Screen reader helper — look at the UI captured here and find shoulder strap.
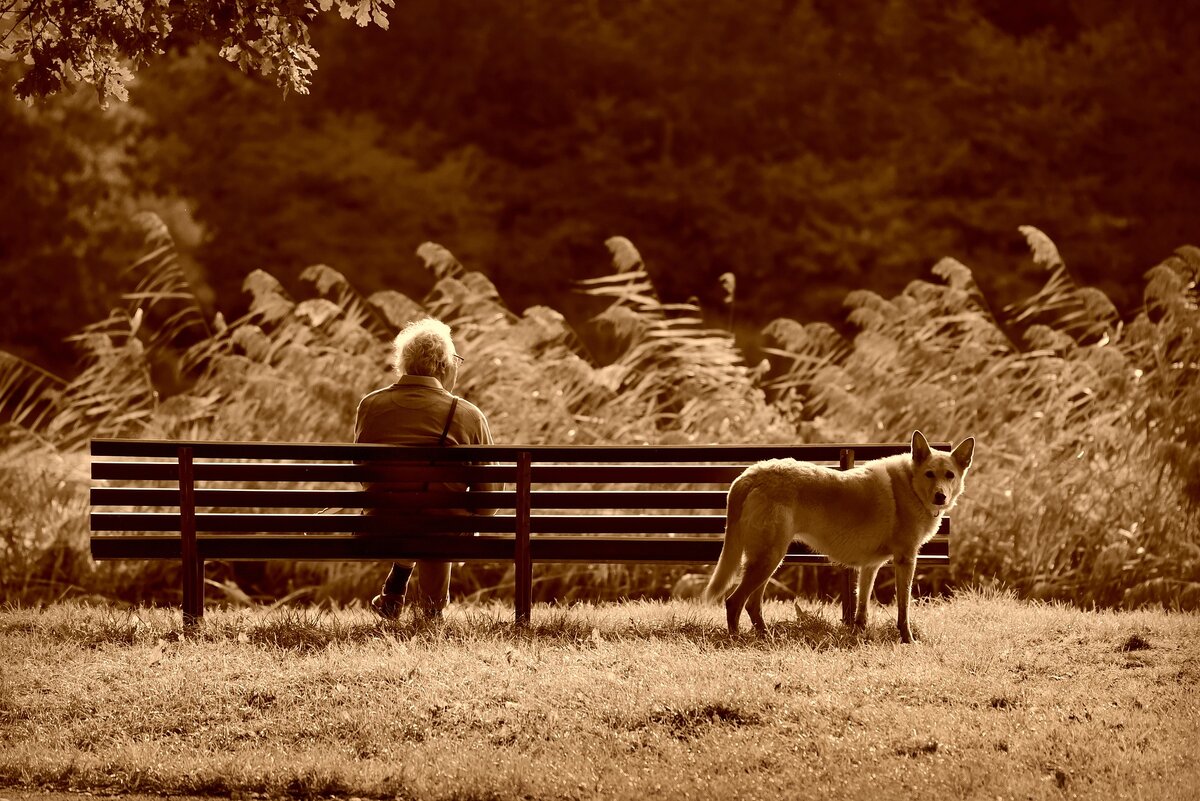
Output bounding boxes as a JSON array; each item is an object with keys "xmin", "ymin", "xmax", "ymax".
[
  {"xmin": 419, "ymin": 397, "xmax": 460, "ymax": 495},
  {"xmin": 437, "ymin": 396, "xmax": 459, "ymax": 447}
]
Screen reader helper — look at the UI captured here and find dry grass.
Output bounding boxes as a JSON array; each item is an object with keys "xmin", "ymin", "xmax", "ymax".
[{"xmin": 1, "ymin": 590, "xmax": 1197, "ymax": 800}]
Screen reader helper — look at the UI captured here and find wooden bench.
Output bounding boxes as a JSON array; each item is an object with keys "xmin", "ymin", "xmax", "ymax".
[{"xmin": 89, "ymin": 439, "xmax": 951, "ymax": 626}]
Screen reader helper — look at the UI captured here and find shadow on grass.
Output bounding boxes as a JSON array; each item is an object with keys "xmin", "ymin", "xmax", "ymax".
[
  {"xmin": 1, "ymin": 600, "xmax": 914, "ymax": 651},
  {"xmin": 747, "ymin": 605, "xmax": 908, "ymax": 650}
]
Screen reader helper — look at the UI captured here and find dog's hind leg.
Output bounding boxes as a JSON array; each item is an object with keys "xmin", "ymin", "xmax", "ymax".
[
  {"xmin": 726, "ymin": 548, "xmax": 786, "ymax": 635},
  {"xmin": 893, "ymin": 553, "xmax": 917, "ymax": 643},
  {"xmin": 744, "ymin": 581, "xmax": 770, "ymax": 635},
  {"xmin": 854, "ymin": 563, "xmax": 881, "ymax": 629},
  {"xmin": 725, "ymin": 508, "xmax": 791, "ymax": 635}
]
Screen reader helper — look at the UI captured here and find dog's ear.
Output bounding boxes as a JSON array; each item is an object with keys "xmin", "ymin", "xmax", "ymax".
[
  {"xmin": 911, "ymin": 430, "xmax": 931, "ymax": 464},
  {"xmin": 952, "ymin": 437, "xmax": 975, "ymax": 470}
]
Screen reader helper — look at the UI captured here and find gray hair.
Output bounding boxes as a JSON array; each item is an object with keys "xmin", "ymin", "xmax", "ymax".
[{"xmin": 391, "ymin": 318, "xmax": 455, "ymax": 378}]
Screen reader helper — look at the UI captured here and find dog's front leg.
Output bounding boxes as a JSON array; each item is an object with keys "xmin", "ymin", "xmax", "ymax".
[
  {"xmin": 893, "ymin": 553, "xmax": 917, "ymax": 643},
  {"xmin": 854, "ymin": 564, "xmax": 881, "ymax": 630}
]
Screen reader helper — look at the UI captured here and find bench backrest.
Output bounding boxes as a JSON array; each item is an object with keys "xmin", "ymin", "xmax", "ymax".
[{"xmin": 91, "ymin": 439, "xmax": 951, "ymax": 536}]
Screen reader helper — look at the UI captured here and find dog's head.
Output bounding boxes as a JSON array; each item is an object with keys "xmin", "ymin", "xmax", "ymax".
[{"xmin": 909, "ymin": 430, "xmax": 974, "ymax": 516}]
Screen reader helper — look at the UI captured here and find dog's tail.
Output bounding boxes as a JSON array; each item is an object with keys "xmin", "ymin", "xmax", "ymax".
[{"xmin": 703, "ymin": 476, "xmax": 751, "ymax": 603}]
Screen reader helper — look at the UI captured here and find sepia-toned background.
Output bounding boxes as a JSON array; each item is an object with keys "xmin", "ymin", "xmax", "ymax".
[{"xmin": 1, "ymin": 1, "xmax": 1198, "ymax": 611}]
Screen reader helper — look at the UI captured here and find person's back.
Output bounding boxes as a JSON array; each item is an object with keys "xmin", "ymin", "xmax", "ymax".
[
  {"xmin": 353, "ymin": 317, "xmax": 501, "ymax": 618},
  {"xmin": 356, "ymin": 377, "xmax": 492, "ymax": 511}
]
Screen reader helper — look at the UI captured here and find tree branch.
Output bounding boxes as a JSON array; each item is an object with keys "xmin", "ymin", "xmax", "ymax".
[{"xmin": 0, "ymin": 0, "xmax": 36, "ymax": 49}]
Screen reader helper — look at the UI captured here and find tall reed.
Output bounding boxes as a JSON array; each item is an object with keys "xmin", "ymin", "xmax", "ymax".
[{"xmin": 2, "ymin": 218, "xmax": 1196, "ymax": 610}]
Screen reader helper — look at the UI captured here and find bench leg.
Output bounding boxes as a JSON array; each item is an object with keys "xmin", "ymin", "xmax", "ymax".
[
  {"xmin": 514, "ymin": 451, "xmax": 533, "ymax": 626},
  {"xmin": 183, "ymin": 557, "xmax": 204, "ymax": 628},
  {"xmin": 840, "ymin": 567, "xmax": 855, "ymax": 626},
  {"xmin": 837, "ymin": 449, "xmax": 857, "ymax": 627},
  {"xmin": 177, "ymin": 446, "xmax": 203, "ymax": 628}
]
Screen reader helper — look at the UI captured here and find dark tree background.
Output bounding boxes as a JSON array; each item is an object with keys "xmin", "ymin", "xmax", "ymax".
[{"xmin": 2, "ymin": 0, "xmax": 1197, "ymax": 373}]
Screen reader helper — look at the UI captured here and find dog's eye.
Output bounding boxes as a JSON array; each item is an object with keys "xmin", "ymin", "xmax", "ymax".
[
  {"xmin": 945, "ymin": 471, "xmax": 955, "ymax": 480},
  {"xmin": 925, "ymin": 470, "xmax": 935, "ymax": 478}
]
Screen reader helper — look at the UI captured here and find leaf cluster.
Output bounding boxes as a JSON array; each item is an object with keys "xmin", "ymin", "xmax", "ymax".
[{"xmin": 0, "ymin": 0, "xmax": 392, "ymax": 105}]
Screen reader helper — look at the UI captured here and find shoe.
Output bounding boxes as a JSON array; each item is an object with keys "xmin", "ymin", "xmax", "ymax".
[{"xmin": 371, "ymin": 593, "xmax": 404, "ymax": 620}]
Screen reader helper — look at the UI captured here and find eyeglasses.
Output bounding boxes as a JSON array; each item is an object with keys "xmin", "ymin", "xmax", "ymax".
[{"xmin": 452, "ymin": 354, "xmax": 465, "ymax": 365}]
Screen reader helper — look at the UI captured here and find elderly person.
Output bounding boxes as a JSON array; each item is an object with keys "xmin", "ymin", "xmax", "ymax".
[{"xmin": 354, "ymin": 317, "xmax": 500, "ymax": 619}]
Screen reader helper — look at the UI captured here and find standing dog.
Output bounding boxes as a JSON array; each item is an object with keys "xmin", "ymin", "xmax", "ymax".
[{"xmin": 704, "ymin": 431, "xmax": 974, "ymax": 642}]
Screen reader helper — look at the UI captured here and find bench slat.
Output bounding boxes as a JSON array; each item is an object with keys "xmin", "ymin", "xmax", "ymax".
[
  {"xmin": 91, "ymin": 533, "xmax": 950, "ymax": 564},
  {"xmin": 90, "ymin": 488, "xmax": 507, "ymax": 509},
  {"xmin": 90, "ymin": 488, "xmax": 732, "ymax": 510},
  {"xmin": 92, "ymin": 439, "xmax": 945, "ymax": 463},
  {"xmin": 90, "ymin": 462, "xmax": 786, "ymax": 484},
  {"xmin": 92, "ymin": 511, "xmax": 951, "ymax": 536},
  {"xmin": 90, "ymin": 462, "xmax": 513, "ymax": 483},
  {"xmin": 88, "ymin": 512, "xmax": 726, "ymax": 535}
]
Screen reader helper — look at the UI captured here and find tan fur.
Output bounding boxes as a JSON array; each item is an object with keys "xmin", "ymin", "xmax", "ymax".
[{"xmin": 704, "ymin": 431, "xmax": 974, "ymax": 643}]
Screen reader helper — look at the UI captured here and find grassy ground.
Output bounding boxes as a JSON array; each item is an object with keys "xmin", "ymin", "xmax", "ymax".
[{"xmin": 1, "ymin": 590, "xmax": 1197, "ymax": 801}]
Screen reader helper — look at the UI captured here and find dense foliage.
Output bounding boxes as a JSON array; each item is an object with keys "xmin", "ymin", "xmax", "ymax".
[
  {"xmin": 1, "ymin": 225, "xmax": 1197, "ymax": 611},
  {"xmin": 0, "ymin": 0, "xmax": 393, "ymax": 103},
  {"xmin": 2, "ymin": 1, "xmax": 1197, "ymax": 612},
  {"xmin": 2, "ymin": 1, "xmax": 1198, "ymax": 374}
]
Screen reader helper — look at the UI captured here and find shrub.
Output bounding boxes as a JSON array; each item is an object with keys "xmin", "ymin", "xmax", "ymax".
[{"xmin": 2, "ymin": 221, "xmax": 1197, "ymax": 610}]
